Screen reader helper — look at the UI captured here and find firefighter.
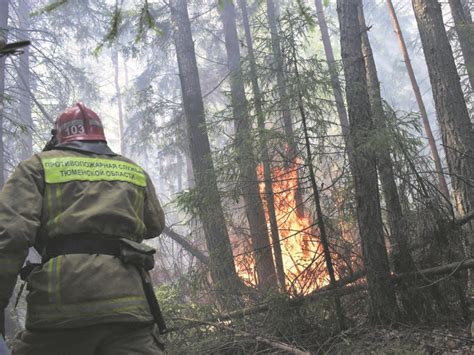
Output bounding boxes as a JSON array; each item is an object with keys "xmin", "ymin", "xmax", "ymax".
[{"xmin": 0, "ymin": 103, "xmax": 166, "ymax": 354}]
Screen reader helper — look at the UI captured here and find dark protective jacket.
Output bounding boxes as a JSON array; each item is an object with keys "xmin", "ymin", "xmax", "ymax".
[{"xmin": 0, "ymin": 144, "xmax": 165, "ymax": 330}]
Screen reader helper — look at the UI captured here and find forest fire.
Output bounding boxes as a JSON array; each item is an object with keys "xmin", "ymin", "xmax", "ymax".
[{"xmin": 234, "ymin": 162, "xmax": 330, "ymax": 295}]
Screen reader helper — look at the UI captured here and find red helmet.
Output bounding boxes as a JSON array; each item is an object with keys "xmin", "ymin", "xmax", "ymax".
[{"xmin": 54, "ymin": 102, "xmax": 106, "ymax": 144}]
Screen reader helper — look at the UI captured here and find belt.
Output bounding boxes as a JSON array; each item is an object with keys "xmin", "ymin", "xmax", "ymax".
[
  {"xmin": 42, "ymin": 236, "xmax": 121, "ymax": 264},
  {"xmin": 20, "ymin": 236, "xmax": 121, "ymax": 280},
  {"xmin": 19, "ymin": 235, "xmax": 168, "ymax": 334}
]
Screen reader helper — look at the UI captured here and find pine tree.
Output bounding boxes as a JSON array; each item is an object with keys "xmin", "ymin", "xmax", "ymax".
[
  {"xmin": 448, "ymin": 0, "xmax": 474, "ymax": 90},
  {"xmin": 266, "ymin": 0, "xmax": 305, "ymax": 217},
  {"xmin": 238, "ymin": 0, "xmax": 286, "ymax": 291},
  {"xmin": 170, "ymin": 0, "xmax": 242, "ymax": 304},
  {"xmin": 220, "ymin": 0, "xmax": 278, "ymax": 291},
  {"xmin": 337, "ymin": 0, "xmax": 398, "ymax": 323},
  {"xmin": 358, "ymin": 1, "xmax": 425, "ymax": 318},
  {"xmin": 386, "ymin": 0, "xmax": 449, "ymax": 199},
  {"xmin": 411, "ymin": 0, "xmax": 473, "ymax": 220}
]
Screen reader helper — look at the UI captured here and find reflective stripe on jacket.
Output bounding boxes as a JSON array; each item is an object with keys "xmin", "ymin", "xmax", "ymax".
[{"xmin": 0, "ymin": 148, "xmax": 165, "ymax": 329}]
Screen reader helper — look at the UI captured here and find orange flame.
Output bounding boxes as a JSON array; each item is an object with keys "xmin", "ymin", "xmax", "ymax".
[{"xmin": 234, "ymin": 162, "xmax": 331, "ymax": 295}]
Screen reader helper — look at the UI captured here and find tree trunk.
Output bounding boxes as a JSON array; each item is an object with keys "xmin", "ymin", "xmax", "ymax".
[
  {"xmin": 238, "ymin": 0, "xmax": 286, "ymax": 291},
  {"xmin": 412, "ymin": 0, "xmax": 474, "ymax": 217},
  {"xmin": 18, "ymin": 0, "xmax": 32, "ymax": 160},
  {"xmin": 313, "ymin": 0, "xmax": 358, "ymax": 266},
  {"xmin": 358, "ymin": 1, "xmax": 414, "ymax": 277},
  {"xmin": 314, "ymin": 0, "xmax": 350, "ymax": 139},
  {"xmin": 358, "ymin": 2, "xmax": 426, "ymax": 319},
  {"xmin": 0, "ymin": 0, "xmax": 7, "ymax": 188},
  {"xmin": 288, "ymin": 16, "xmax": 345, "ymax": 329},
  {"xmin": 220, "ymin": 0, "xmax": 278, "ymax": 292},
  {"xmin": 265, "ymin": 0, "xmax": 305, "ymax": 217},
  {"xmin": 449, "ymin": 0, "xmax": 474, "ymax": 90},
  {"xmin": 412, "ymin": 0, "xmax": 474, "ymax": 330},
  {"xmin": 386, "ymin": 0, "xmax": 449, "ymax": 199},
  {"xmin": 112, "ymin": 49, "xmax": 125, "ymax": 155},
  {"xmin": 337, "ymin": 0, "xmax": 399, "ymax": 324},
  {"xmin": 170, "ymin": 0, "xmax": 242, "ymax": 305},
  {"xmin": 265, "ymin": 0, "xmax": 295, "ymax": 157}
]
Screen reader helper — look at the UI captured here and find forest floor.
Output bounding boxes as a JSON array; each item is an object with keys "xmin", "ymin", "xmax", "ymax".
[
  {"xmin": 163, "ymin": 286, "xmax": 474, "ymax": 354},
  {"xmin": 165, "ymin": 319, "xmax": 473, "ymax": 354},
  {"xmin": 324, "ymin": 323, "xmax": 473, "ymax": 354}
]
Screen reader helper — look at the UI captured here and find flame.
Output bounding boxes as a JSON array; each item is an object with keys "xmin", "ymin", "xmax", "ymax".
[
  {"xmin": 234, "ymin": 162, "xmax": 331, "ymax": 295},
  {"xmin": 232, "ymin": 233, "xmax": 257, "ymax": 286}
]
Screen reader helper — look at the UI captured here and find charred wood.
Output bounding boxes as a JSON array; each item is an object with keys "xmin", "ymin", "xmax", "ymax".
[{"xmin": 168, "ymin": 259, "xmax": 474, "ymax": 332}]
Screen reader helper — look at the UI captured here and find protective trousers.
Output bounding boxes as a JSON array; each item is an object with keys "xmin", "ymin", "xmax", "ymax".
[{"xmin": 12, "ymin": 323, "xmax": 165, "ymax": 355}]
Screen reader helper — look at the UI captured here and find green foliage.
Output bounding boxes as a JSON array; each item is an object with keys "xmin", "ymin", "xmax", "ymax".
[
  {"xmin": 174, "ymin": 188, "xmax": 203, "ymax": 218},
  {"xmin": 93, "ymin": 3, "xmax": 123, "ymax": 56},
  {"xmin": 382, "ymin": 102, "xmax": 424, "ymax": 159},
  {"xmin": 296, "ymin": 0, "xmax": 316, "ymax": 29},
  {"xmin": 154, "ymin": 283, "xmax": 199, "ymax": 319},
  {"xmin": 135, "ymin": 1, "xmax": 163, "ymax": 43},
  {"xmin": 31, "ymin": 0, "xmax": 68, "ymax": 17},
  {"xmin": 93, "ymin": 1, "xmax": 164, "ymax": 56}
]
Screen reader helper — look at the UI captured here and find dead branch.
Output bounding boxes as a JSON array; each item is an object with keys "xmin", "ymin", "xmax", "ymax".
[
  {"xmin": 312, "ymin": 269, "xmax": 366, "ymax": 293},
  {"xmin": 172, "ymin": 317, "xmax": 312, "ymax": 355},
  {"xmin": 168, "ymin": 258, "xmax": 474, "ymax": 333},
  {"xmin": 162, "ymin": 227, "xmax": 209, "ymax": 265},
  {"xmin": 394, "ymin": 258, "xmax": 474, "ymax": 280},
  {"xmin": 168, "ymin": 284, "xmax": 367, "ymax": 333}
]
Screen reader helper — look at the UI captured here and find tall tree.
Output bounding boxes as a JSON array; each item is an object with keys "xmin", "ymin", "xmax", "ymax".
[
  {"xmin": 265, "ymin": 0, "xmax": 295, "ymax": 155},
  {"xmin": 386, "ymin": 0, "xmax": 449, "ymax": 199},
  {"xmin": 358, "ymin": 2, "xmax": 425, "ymax": 318},
  {"xmin": 287, "ymin": 13, "xmax": 345, "ymax": 329},
  {"xmin": 238, "ymin": 0, "xmax": 286, "ymax": 290},
  {"xmin": 313, "ymin": 0, "xmax": 358, "ymax": 267},
  {"xmin": 112, "ymin": 0, "xmax": 125, "ymax": 155},
  {"xmin": 170, "ymin": 0, "xmax": 242, "ymax": 303},
  {"xmin": 448, "ymin": 0, "xmax": 474, "ymax": 90},
  {"xmin": 0, "ymin": 0, "xmax": 7, "ymax": 187},
  {"xmin": 265, "ymin": 0, "xmax": 305, "ymax": 217},
  {"xmin": 17, "ymin": 0, "xmax": 32, "ymax": 160},
  {"xmin": 411, "ymin": 0, "xmax": 474, "ymax": 220},
  {"xmin": 112, "ymin": 49, "xmax": 125, "ymax": 154},
  {"xmin": 337, "ymin": 0, "xmax": 398, "ymax": 323},
  {"xmin": 314, "ymin": 0, "xmax": 350, "ymax": 139},
  {"xmin": 220, "ymin": 0, "xmax": 278, "ymax": 291},
  {"xmin": 358, "ymin": 1, "xmax": 413, "ymax": 275},
  {"xmin": 412, "ymin": 1, "xmax": 474, "ymax": 327}
]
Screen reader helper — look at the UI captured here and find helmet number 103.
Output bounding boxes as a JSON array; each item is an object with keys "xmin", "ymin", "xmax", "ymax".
[{"xmin": 64, "ymin": 125, "xmax": 85, "ymax": 136}]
